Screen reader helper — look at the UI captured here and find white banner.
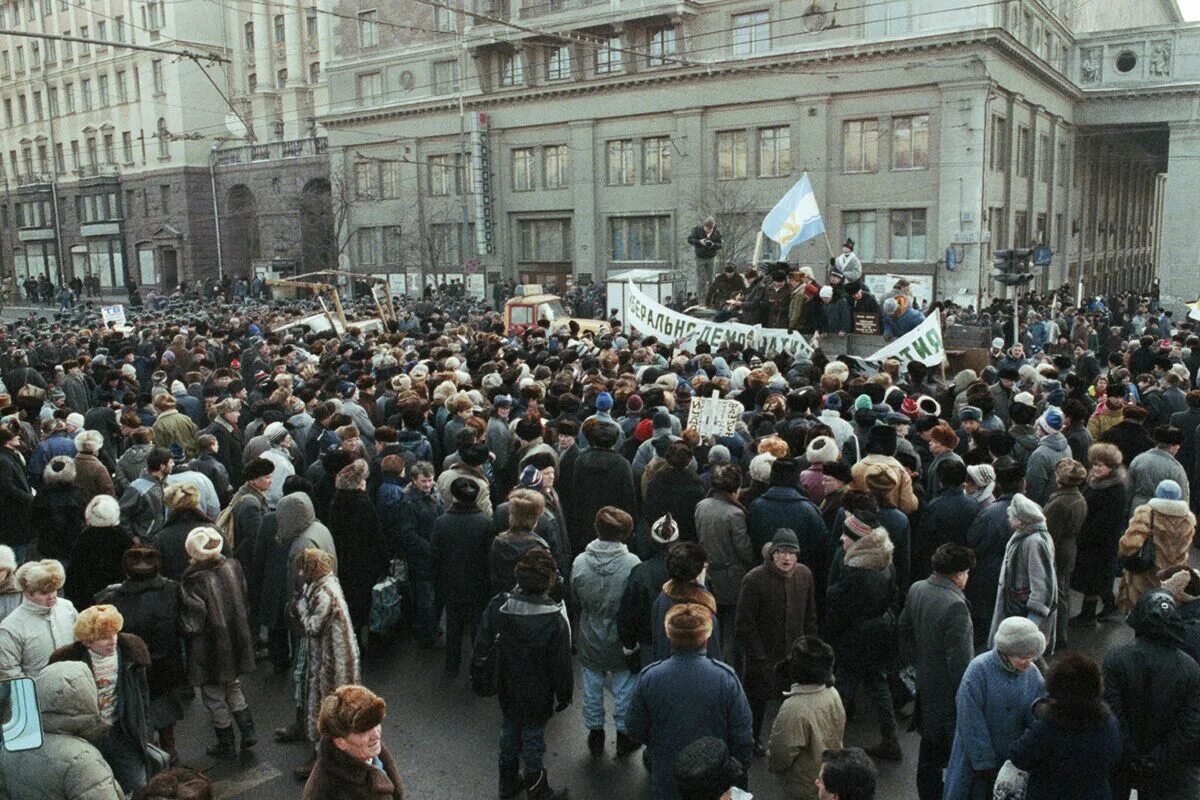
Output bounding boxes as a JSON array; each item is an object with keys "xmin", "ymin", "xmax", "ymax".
[
  {"xmin": 100, "ymin": 304, "xmax": 126, "ymax": 328},
  {"xmin": 862, "ymin": 311, "xmax": 946, "ymax": 366},
  {"xmin": 625, "ymin": 283, "xmax": 814, "ymax": 359},
  {"xmin": 687, "ymin": 394, "xmax": 744, "ymax": 437}
]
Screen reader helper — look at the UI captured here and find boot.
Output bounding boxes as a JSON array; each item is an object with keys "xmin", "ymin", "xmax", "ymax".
[
  {"xmin": 275, "ymin": 707, "xmax": 306, "ymax": 743},
  {"xmin": 1097, "ymin": 599, "xmax": 1118, "ymax": 621},
  {"xmin": 293, "ymin": 753, "xmax": 317, "ymax": 781},
  {"xmin": 498, "ymin": 759, "xmax": 523, "ymax": 800},
  {"xmin": 233, "ymin": 708, "xmax": 257, "ymax": 749},
  {"xmin": 1071, "ymin": 598, "xmax": 1098, "ymax": 624},
  {"xmin": 206, "ymin": 726, "xmax": 237, "ymax": 758},
  {"xmin": 587, "ymin": 728, "xmax": 604, "ymax": 756},
  {"xmin": 524, "ymin": 769, "xmax": 568, "ymax": 800},
  {"xmin": 865, "ymin": 730, "xmax": 904, "ymax": 762},
  {"xmin": 615, "ymin": 731, "xmax": 641, "ymax": 757}
]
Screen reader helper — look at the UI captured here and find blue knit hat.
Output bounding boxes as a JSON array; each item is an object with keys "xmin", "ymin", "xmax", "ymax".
[
  {"xmin": 1037, "ymin": 408, "xmax": 1064, "ymax": 433},
  {"xmin": 1156, "ymin": 479, "xmax": 1183, "ymax": 501},
  {"xmin": 596, "ymin": 392, "xmax": 614, "ymax": 412}
]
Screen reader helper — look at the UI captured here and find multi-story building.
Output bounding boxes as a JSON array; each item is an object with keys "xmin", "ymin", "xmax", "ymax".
[
  {"xmin": 320, "ymin": 0, "xmax": 1196, "ymax": 309},
  {"xmin": 0, "ymin": 0, "xmax": 335, "ymax": 291}
]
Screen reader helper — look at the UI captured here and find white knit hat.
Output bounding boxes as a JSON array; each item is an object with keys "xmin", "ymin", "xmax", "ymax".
[
  {"xmin": 805, "ymin": 436, "xmax": 839, "ymax": 465},
  {"xmin": 185, "ymin": 527, "xmax": 224, "ymax": 561},
  {"xmin": 994, "ymin": 616, "xmax": 1046, "ymax": 658},
  {"xmin": 1006, "ymin": 493, "xmax": 1046, "ymax": 528}
]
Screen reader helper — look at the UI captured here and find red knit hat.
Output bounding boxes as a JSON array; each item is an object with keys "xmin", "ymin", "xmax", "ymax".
[{"xmin": 634, "ymin": 418, "xmax": 655, "ymax": 442}]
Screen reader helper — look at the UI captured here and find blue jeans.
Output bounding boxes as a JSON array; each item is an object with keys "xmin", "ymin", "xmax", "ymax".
[
  {"xmin": 412, "ymin": 579, "xmax": 437, "ymax": 644},
  {"xmin": 581, "ymin": 666, "xmax": 636, "ymax": 733},
  {"xmin": 499, "ymin": 715, "xmax": 545, "ymax": 773}
]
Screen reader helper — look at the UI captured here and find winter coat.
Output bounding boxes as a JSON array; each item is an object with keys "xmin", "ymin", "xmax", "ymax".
[
  {"xmin": 493, "ymin": 501, "xmax": 570, "ymax": 578},
  {"xmin": 965, "ymin": 495, "xmax": 1014, "ymax": 641},
  {"xmin": 204, "ymin": 418, "xmax": 244, "ymax": 486},
  {"xmin": 616, "ymin": 547, "xmax": 669, "ymax": 664},
  {"xmin": 0, "ymin": 447, "xmax": 34, "ymax": 548},
  {"xmin": 489, "ymin": 530, "xmax": 552, "ymax": 596},
  {"xmin": 988, "ymin": 521, "xmax": 1057, "ymax": 652},
  {"xmin": 434, "ymin": 462, "xmax": 490, "ymax": 517},
  {"xmin": 706, "ymin": 270, "xmax": 744, "ymax": 308},
  {"xmin": 1008, "ymin": 699, "xmax": 1122, "ymax": 800},
  {"xmin": 570, "ymin": 539, "xmax": 640, "ymax": 672},
  {"xmin": 1087, "ymin": 406, "xmax": 1124, "ymax": 441},
  {"xmin": 735, "ymin": 558, "xmax": 817, "ymax": 701},
  {"xmin": 302, "ymin": 737, "xmax": 404, "ymax": 800},
  {"xmin": 431, "ymin": 506, "xmax": 493, "ymax": 611},
  {"xmin": 31, "ymin": 484, "xmax": 85, "ymax": 562},
  {"xmin": 1043, "ymin": 487, "xmax": 1086, "ymax": 631},
  {"xmin": 943, "ymin": 649, "xmax": 1044, "ymax": 800},
  {"xmin": 851, "ymin": 453, "xmax": 920, "ymax": 514},
  {"xmin": 1128, "ymin": 446, "xmax": 1190, "ymax": 513},
  {"xmin": 1100, "ymin": 420, "xmax": 1155, "ymax": 474},
  {"xmin": 179, "ymin": 556, "xmax": 256, "ymax": 686},
  {"xmin": 739, "ymin": 277, "xmax": 768, "ymax": 326},
  {"xmin": 1025, "ymin": 432, "xmax": 1071, "ymax": 505},
  {"xmin": 650, "ymin": 580, "xmax": 722, "ymax": 664},
  {"xmin": 825, "ymin": 530, "xmax": 897, "ymax": 671},
  {"xmin": 113, "ymin": 444, "xmax": 151, "ymax": 494},
  {"xmin": 72, "ymin": 453, "xmax": 114, "ymax": 503},
  {"xmin": 0, "ymin": 661, "xmax": 124, "ymax": 800},
  {"xmin": 0, "ymin": 576, "xmax": 20, "ymax": 623},
  {"xmin": 64, "ymin": 525, "xmax": 134, "ymax": 610},
  {"xmin": 27, "ymin": 433, "xmax": 77, "ymax": 490},
  {"xmin": 476, "ymin": 591, "xmax": 572, "ymax": 725},
  {"xmin": 300, "ymin": 573, "xmax": 361, "ymax": 742},
  {"xmin": 275, "ymin": 493, "xmax": 337, "ymax": 601},
  {"xmin": 188, "ymin": 453, "xmax": 231, "ymax": 505},
  {"xmin": 118, "ymin": 472, "xmax": 166, "ymax": 543},
  {"xmin": 900, "ymin": 575, "xmax": 973, "ymax": 742},
  {"xmin": 567, "ymin": 447, "xmax": 636, "ymax": 556},
  {"xmin": 0, "ymin": 595, "xmax": 79, "ymax": 680},
  {"xmin": 329, "ymin": 489, "xmax": 389, "ymax": 630},
  {"xmin": 627, "ymin": 649, "xmax": 753, "ymax": 800},
  {"xmin": 151, "ymin": 410, "xmax": 199, "ymax": 459},
  {"xmin": 49, "ymin": 635, "xmax": 152, "ymax": 761},
  {"xmin": 1117, "ymin": 496, "xmax": 1196, "ymax": 610},
  {"xmin": 1065, "ymin": 425, "xmax": 1093, "ymax": 468},
  {"xmin": 155, "ymin": 508, "xmax": 213, "ymax": 582},
  {"xmin": 391, "ymin": 486, "xmax": 444, "ymax": 579},
  {"xmin": 915, "ymin": 487, "xmax": 980, "ymax": 571},
  {"xmin": 1072, "ymin": 469, "xmax": 1129, "ymax": 597},
  {"xmin": 747, "ymin": 486, "xmax": 827, "ymax": 571},
  {"xmin": 766, "ymin": 684, "xmax": 845, "ymax": 800},
  {"xmin": 695, "ymin": 493, "xmax": 755, "ymax": 607},
  {"xmin": 643, "ymin": 467, "xmax": 706, "ymax": 542}
]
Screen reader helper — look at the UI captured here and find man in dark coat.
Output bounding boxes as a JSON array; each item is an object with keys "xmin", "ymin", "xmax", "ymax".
[
  {"xmin": 964, "ymin": 458, "xmax": 1023, "ymax": 648},
  {"xmin": 705, "ymin": 264, "xmax": 744, "ymax": 309},
  {"xmin": 734, "ymin": 529, "xmax": 817, "ymax": 754},
  {"xmin": 568, "ymin": 419, "xmax": 636, "ymax": 557},
  {"xmin": 899, "ymin": 543, "xmax": 976, "ymax": 800},
  {"xmin": 617, "ymin": 515, "xmax": 676, "ymax": 670},
  {"xmin": 1170, "ymin": 390, "xmax": 1200, "ymax": 514},
  {"xmin": 687, "ymin": 218, "xmax": 723, "ymax": 297},
  {"xmin": 1099, "ymin": 407, "xmax": 1155, "ymax": 470},
  {"xmin": 737, "ymin": 267, "xmax": 768, "ymax": 326},
  {"xmin": 763, "ymin": 265, "xmax": 792, "ymax": 329},
  {"xmin": 649, "ymin": 541, "xmax": 722, "ymax": 664},
  {"xmin": 1103, "ymin": 590, "xmax": 1200, "ymax": 800},
  {"xmin": 746, "ymin": 459, "xmax": 826, "ymax": 581},
  {"xmin": 391, "ymin": 461, "xmax": 444, "ymax": 648},
  {"xmin": 476, "ymin": 549, "xmax": 572, "ymax": 800},
  {"xmin": 301, "ymin": 685, "xmax": 404, "ymax": 800},
  {"xmin": 915, "ymin": 459, "xmax": 980, "ymax": 566},
  {"xmin": 431, "ymin": 477, "xmax": 492, "ymax": 676},
  {"xmin": 0, "ymin": 429, "xmax": 33, "ymax": 561},
  {"xmin": 328, "ymin": 460, "xmax": 388, "ymax": 638}
]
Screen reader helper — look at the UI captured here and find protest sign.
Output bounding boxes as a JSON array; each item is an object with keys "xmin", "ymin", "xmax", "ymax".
[
  {"xmin": 100, "ymin": 304, "xmax": 127, "ymax": 328},
  {"xmin": 687, "ymin": 392, "xmax": 743, "ymax": 437},
  {"xmin": 861, "ymin": 311, "xmax": 946, "ymax": 367}
]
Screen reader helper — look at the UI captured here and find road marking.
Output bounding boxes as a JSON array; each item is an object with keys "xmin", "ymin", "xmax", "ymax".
[{"xmin": 212, "ymin": 761, "xmax": 284, "ymax": 798}]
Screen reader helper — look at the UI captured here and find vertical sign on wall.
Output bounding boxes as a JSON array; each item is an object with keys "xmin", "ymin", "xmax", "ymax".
[{"xmin": 470, "ymin": 112, "xmax": 495, "ymax": 256}]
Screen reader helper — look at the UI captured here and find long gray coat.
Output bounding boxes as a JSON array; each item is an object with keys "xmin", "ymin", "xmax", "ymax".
[
  {"xmin": 988, "ymin": 522, "xmax": 1057, "ymax": 653},
  {"xmin": 1128, "ymin": 445, "xmax": 1190, "ymax": 513},
  {"xmin": 570, "ymin": 539, "xmax": 640, "ymax": 673},
  {"xmin": 899, "ymin": 574, "xmax": 974, "ymax": 742},
  {"xmin": 1024, "ymin": 432, "xmax": 1071, "ymax": 505},
  {"xmin": 694, "ymin": 494, "xmax": 754, "ymax": 607}
]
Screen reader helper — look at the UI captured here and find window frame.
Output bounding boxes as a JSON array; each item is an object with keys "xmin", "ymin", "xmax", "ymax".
[
  {"xmin": 606, "ymin": 139, "xmax": 635, "ymax": 186},
  {"xmin": 642, "ymin": 136, "xmax": 671, "ymax": 184},
  {"xmin": 757, "ymin": 125, "xmax": 791, "ymax": 178},
  {"xmin": 889, "ymin": 208, "xmax": 927, "ymax": 261},
  {"xmin": 716, "ymin": 129, "xmax": 748, "ymax": 180},
  {"xmin": 891, "ymin": 113, "xmax": 929, "ymax": 171},
  {"xmin": 511, "ymin": 147, "xmax": 535, "ymax": 192},
  {"xmin": 731, "ymin": 10, "xmax": 769, "ymax": 56}
]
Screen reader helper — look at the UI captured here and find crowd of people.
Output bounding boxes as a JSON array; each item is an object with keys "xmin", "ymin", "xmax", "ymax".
[{"xmin": 0, "ymin": 269, "xmax": 1194, "ymax": 800}]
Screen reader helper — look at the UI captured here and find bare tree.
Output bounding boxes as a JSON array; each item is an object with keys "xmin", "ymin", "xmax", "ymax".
[{"xmin": 685, "ymin": 179, "xmax": 763, "ymax": 294}]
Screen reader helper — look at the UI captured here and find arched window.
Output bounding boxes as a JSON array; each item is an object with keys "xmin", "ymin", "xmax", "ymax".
[
  {"xmin": 244, "ymin": 21, "xmax": 254, "ymax": 50},
  {"xmin": 156, "ymin": 118, "xmax": 168, "ymax": 158},
  {"xmin": 274, "ymin": 14, "xmax": 285, "ymax": 44},
  {"xmin": 276, "ymin": 68, "xmax": 287, "ymax": 88},
  {"xmin": 308, "ymin": 61, "xmax": 320, "ymax": 83},
  {"xmin": 247, "ymin": 72, "xmax": 257, "ymax": 92}
]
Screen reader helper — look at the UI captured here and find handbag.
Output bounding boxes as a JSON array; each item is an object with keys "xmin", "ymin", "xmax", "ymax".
[
  {"xmin": 16, "ymin": 370, "xmax": 44, "ymax": 401},
  {"xmin": 993, "ymin": 759, "xmax": 1029, "ymax": 800},
  {"xmin": 1120, "ymin": 510, "xmax": 1157, "ymax": 573},
  {"xmin": 368, "ymin": 559, "xmax": 406, "ymax": 635},
  {"xmin": 470, "ymin": 593, "xmax": 507, "ymax": 698}
]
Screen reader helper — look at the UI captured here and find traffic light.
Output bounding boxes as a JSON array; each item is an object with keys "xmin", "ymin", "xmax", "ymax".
[{"xmin": 991, "ymin": 248, "xmax": 1034, "ymax": 287}]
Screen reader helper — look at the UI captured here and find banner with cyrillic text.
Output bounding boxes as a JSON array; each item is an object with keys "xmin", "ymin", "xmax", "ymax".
[{"xmin": 861, "ymin": 311, "xmax": 946, "ymax": 367}]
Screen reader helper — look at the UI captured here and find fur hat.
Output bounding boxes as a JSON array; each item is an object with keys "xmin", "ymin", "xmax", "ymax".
[
  {"xmin": 929, "ymin": 424, "xmax": 959, "ymax": 450},
  {"xmin": 123, "ymin": 545, "xmax": 161, "ymax": 578},
  {"xmin": 1055, "ymin": 459, "xmax": 1087, "ymax": 489},
  {"xmin": 74, "ymin": 429, "xmax": 105, "ymax": 455},
  {"xmin": 137, "ymin": 766, "xmax": 214, "ymax": 800},
  {"xmin": 449, "ymin": 477, "xmax": 480, "ymax": 505},
  {"xmin": 673, "ymin": 737, "xmax": 743, "ymax": 800},
  {"xmin": 769, "ymin": 458, "xmax": 800, "ymax": 487},
  {"xmin": 335, "ymin": 459, "xmax": 369, "ymax": 491},
  {"xmin": 15, "ymin": 559, "xmax": 65, "ymax": 594},
  {"xmin": 865, "ymin": 425, "xmax": 898, "ymax": 456},
  {"xmin": 1153, "ymin": 425, "xmax": 1184, "ymax": 447},
  {"xmin": 665, "ymin": 602, "xmax": 714, "ymax": 650},
  {"xmin": 748, "ymin": 453, "xmax": 776, "ymax": 483},
  {"xmin": 241, "ymin": 457, "xmax": 275, "ymax": 482},
  {"xmin": 185, "ymin": 527, "xmax": 224, "ymax": 562},
  {"xmin": 43, "ymin": 455, "xmax": 76, "ymax": 486},
  {"xmin": 514, "ymin": 548, "xmax": 557, "ymax": 595},
  {"xmin": 594, "ymin": 506, "xmax": 633, "ymax": 541},
  {"xmin": 0, "ymin": 545, "xmax": 15, "ymax": 574},
  {"xmin": 1007, "ymin": 493, "xmax": 1046, "ymax": 528},
  {"xmin": 85, "ymin": 494, "xmax": 121, "ymax": 528},
  {"xmin": 651, "ymin": 513, "xmax": 679, "ymax": 544},
  {"xmin": 317, "ymin": 685, "xmax": 387, "ymax": 739},
  {"xmin": 805, "ymin": 436, "xmax": 838, "ymax": 465},
  {"xmin": 993, "ymin": 616, "xmax": 1046, "ymax": 658},
  {"xmin": 299, "ymin": 548, "xmax": 336, "ymax": 583},
  {"xmin": 779, "ymin": 635, "xmax": 835, "ymax": 686},
  {"xmin": 163, "ymin": 482, "xmax": 201, "ymax": 513},
  {"xmin": 1159, "ymin": 566, "xmax": 1200, "ymax": 604},
  {"xmin": 74, "ymin": 604, "xmax": 123, "ymax": 642},
  {"xmin": 864, "ymin": 463, "xmax": 899, "ymax": 495}
]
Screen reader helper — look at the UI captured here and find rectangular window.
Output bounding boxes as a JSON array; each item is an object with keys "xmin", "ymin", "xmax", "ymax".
[
  {"xmin": 383, "ymin": 225, "xmax": 402, "ymax": 265},
  {"xmin": 54, "ymin": 142, "xmax": 64, "ymax": 172},
  {"xmin": 80, "ymin": 79, "xmax": 91, "ymax": 110},
  {"xmin": 147, "ymin": 1, "xmax": 163, "ymax": 30},
  {"xmin": 758, "ymin": 126, "xmax": 790, "ymax": 177},
  {"xmin": 989, "ymin": 115, "xmax": 1007, "ymax": 172},
  {"xmin": 731, "ymin": 10, "xmax": 769, "ymax": 56},
  {"xmin": 115, "ymin": 16, "xmax": 125, "ymax": 42},
  {"xmin": 244, "ymin": 21, "xmax": 255, "ymax": 49},
  {"xmin": 152, "ymin": 59, "xmax": 163, "ymax": 94},
  {"xmin": 46, "ymin": 87, "xmax": 57, "ymax": 117},
  {"xmin": 843, "ymin": 211, "xmax": 876, "ymax": 262},
  {"xmin": 306, "ymin": 7, "xmax": 318, "ymax": 38},
  {"xmin": 606, "ymin": 139, "xmax": 634, "ymax": 185},
  {"xmin": 29, "ymin": 41, "xmax": 38, "ymax": 68},
  {"xmin": 647, "ymin": 26, "xmax": 676, "ymax": 66},
  {"xmin": 432, "ymin": 60, "xmax": 459, "ymax": 94},
  {"xmin": 356, "ymin": 71, "xmax": 382, "ymax": 103},
  {"xmin": 511, "ymin": 147, "xmax": 535, "ymax": 191},
  {"xmin": 892, "ymin": 114, "xmax": 929, "ymax": 170},
  {"xmin": 642, "ymin": 137, "xmax": 671, "ymax": 184},
  {"xmin": 96, "ymin": 21, "xmax": 106, "ymax": 44},
  {"xmin": 427, "ymin": 154, "xmax": 452, "ymax": 196},
  {"xmin": 717, "ymin": 130, "xmax": 748, "ymax": 179},
  {"xmin": 43, "ymin": 39, "xmax": 54, "ymax": 63},
  {"xmin": 274, "ymin": 14, "xmax": 285, "ymax": 44},
  {"xmin": 357, "ymin": 228, "xmax": 382, "ymax": 266},
  {"xmin": 15, "ymin": 46, "xmax": 23, "ymax": 71},
  {"xmin": 358, "ymin": 10, "xmax": 379, "ymax": 48},
  {"xmin": 1058, "ymin": 142, "xmax": 1069, "ymax": 187},
  {"xmin": 78, "ymin": 28, "xmax": 87, "ymax": 53},
  {"xmin": 434, "ymin": 2, "xmax": 455, "ymax": 32},
  {"xmin": 456, "ymin": 152, "xmax": 472, "ymax": 194},
  {"xmin": 31, "ymin": 90, "xmax": 41, "ymax": 120},
  {"xmin": 63, "ymin": 34, "xmax": 72, "ymax": 61},
  {"xmin": 595, "ymin": 36, "xmax": 621, "ymax": 74},
  {"xmin": 121, "ymin": 131, "xmax": 133, "ymax": 163},
  {"xmin": 1035, "ymin": 212, "xmax": 1047, "ymax": 245},
  {"xmin": 103, "ymin": 133, "xmax": 114, "ymax": 163},
  {"xmin": 543, "ymin": 144, "xmax": 568, "ymax": 189},
  {"xmin": 2, "ymin": 99, "xmax": 10, "ymax": 127},
  {"xmin": 499, "ymin": 52, "xmax": 523, "ymax": 86},
  {"xmin": 1039, "ymin": 133, "xmax": 1051, "ymax": 183},
  {"xmin": 116, "ymin": 70, "xmax": 127, "ymax": 103},
  {"xmin": 1015, "ymin": 125, "xmax": 1030, "ymax": 177},
  {"xmin": 63, "ymin": 82, "xmax": 75, "ymax": 114},
  {"xmin": 546, "ymin": 46, "xmax": 571, "ymax": 81},
  {"xmin": 97, "ymin": 74, "xmax": 109, "ymax": 106},
  {"xmin": 611, "ymin": 216, "xmax": 671, "ymax": 262},
  {"xmin": 379, "ymin": 160, "xmax": 401, "ymax": 199},
  {"xmin": 354, "ymin": 161, "xmax": 378, "ymax": 198},
  {"xmin": 1013, "ymin": 210, "xmax": 1029, "ymax": 248},
  {"xmin": 1, "ymin": 51, "xmax": 9, "ymax": 75},
  {"xmin": 70, "ymin": 140, "xmax": 79, "ymax": 169},
  {"xmin": 843, "ymin": 119, "xmax": 879, "ymax": 173},
  {"xmin": 890, "ymin": 209, "xmax": 927, "ymax": 260},
  {"xmin": 517, "ymin": 219, "xmax": 571, "ymax": 263}
]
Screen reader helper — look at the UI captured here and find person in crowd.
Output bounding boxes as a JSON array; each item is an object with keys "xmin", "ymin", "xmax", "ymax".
[
  {"xmin": 301, "ymin": 684, "xmax": 404, "ymax": 800},
  {"xmin": 73, "ymin": 429, "xmax": 115, "ymax": 502},
  {"xmin": 1072, "ymin": 443, "xmax": 1130, "ymax": 624},
  {"xmin": 570, "ymin": 506, "xmax": 641, "ymax": 757},
  {"xmin": 1117, "ymin": 478, "xmax": 1197, "ymax": 610},
  {"xmin": 393, "ymin": 460, "xmax": 444, "ymax": 649},
  {"xmin": 1127, "ymin": 425, "xmax": 1189, "ymax": 511},
  {"xmin": 0, "ymin": 428, "xmax": 35, "ymax": 563},
  {"xmin": 1025, "ymin": 408, "xmax": 1071, "ymax": 505},
  {"xmin": 431, "ymin": 477, "xmax": 492, "ymax": 676},
  {"xmin": 569, "ymin": 418, "xmax": 637, "ymax": 557},
  {"xmin": 0, "ymin": 546, "xmax": 22, "ymax": 622},
  {"xmin": 964, "ymin": 457, "xmax": 1024, "ymax": 647},
  {"xmin": 989, "ymin": 493, "xmax": 1058, "ymax": 654},
  {"xmin": 190, "ymin": 433, "xmax": 232, "ymax": 505},
  {"xmin": 151, "ymin": 394, "xmax": 199, "ymax": 460},
  {"xmin": 31, "ymin": 455, "xmax": 85, "ymax": 564},
  {"xmin": 627, "ymin": 602, "xmax": 753, "ymax": 800},
  {"xmin": 748, "ymin": 459, "xmax": 827, "ymax": 580},
  {"xmin": 673, "ymin": 736, "xmax": 745, "ymax": 800},
  {"xmin": 899, "ymin": 543, "xmax": 976, "ymax": 800},
  {"xmin": 650, "ymin": 541, "xmax": 722, "ymax": 663},
  {"xmin": 154, "ymin": 482, "xmax": 214, "ymax": 582},
  {"xmin": 1159, "ymin": 564, "xmax": 1200, "ymax": 662},
  {"xmin": 0, "ymin": 559, "xmax": 78, "ymax": 679},
  {"xmin": 476, "ymin": 548, "xmax": 573, "ymax": 800},
  {"xmin": 64, "ymin": 495, "xmax": 130, "ymax": 610},
  {"xmin": 765, "ymin": 636, "xmax": 845, "ymax": 799},
  {"xmin": 736, "ymin": 528, "xmax": 817, "ymax": 755},
  {"xmin": 118, "ymin": 446, "xmax": 172, "ymax": 543},
  {"xmin": 1042, "ymin": 459, "xmax": 1088, "ymax": 648},
  {"xmin": 814, "ymin": 747, "xmax": 877, "ymax": 800},
  {"xmin": 695, "ymin": 464, "xmax": 755, "ymax": 657},
  {"xmin": 617, "ymin": 513, "xmax": 677, "ymax": 670},
  {"xmin": 944, "ymin": 616, "xmax": 1046, "ymax": 799},
  {"xmin": 328, "ymin": 460, "xmax": 388, "ymax": 642},
  {"xmin": 643, "ymin": 441, "xmax": 706, "ymax": 542}
]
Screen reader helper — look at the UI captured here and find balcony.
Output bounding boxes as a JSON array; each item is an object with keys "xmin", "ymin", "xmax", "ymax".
[
  {"xmin": 15, "ymin": 172, "xmax": 53, "ymax": 188},
  {"xmin": 213, "ymin": 136, "xmax": 327, "ymax": 166},
  {"xmin": 77, "ymin": 163, "xmax": 120, "ymax": 179}
]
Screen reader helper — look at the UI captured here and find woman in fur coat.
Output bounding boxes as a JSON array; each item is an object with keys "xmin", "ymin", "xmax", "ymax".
[
  {"xmin": 1117, "ymin": 478, "xmax": 1197, "ymax": 610},
  {"xmin": 294, "ymin": 548, "xmax": 361, "ymax": 779},
  {"xmin": 1071, "ymin": 443, "xmax": 1129, "ymax": 622}
]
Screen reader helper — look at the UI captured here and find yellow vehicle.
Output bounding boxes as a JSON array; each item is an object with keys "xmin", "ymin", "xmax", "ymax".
[{"xmin": 503, "ymin": 285, "xmax": 610, "ymax": 337}]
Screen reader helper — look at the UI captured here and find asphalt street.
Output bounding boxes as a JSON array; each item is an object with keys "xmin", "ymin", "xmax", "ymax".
[{"xmin": 173, "ymin": 596, "xmax": 1136, "ymax": 800}]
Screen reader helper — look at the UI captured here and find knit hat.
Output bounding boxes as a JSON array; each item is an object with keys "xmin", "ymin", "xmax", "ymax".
[
  {"xmin": 317, "ymin": 685, "xmax": 387, "ymax": 739},
  {"xmin": 74, "ymin": 604, "xmax": 123, "ymax": 643},
  {"xmin": 707, "ymin": 444, "xmax": 731, "ymax": 466},
  {"xmin": 665, "ymin": 602, "xmax": 714, "ymax": 650},
  {"xmin": 651, "ymin": 513, "xmax": 680, "ymax": 544},
  {"xmin": 335, "ymin": 459, "xmax": 369, "ymax": 491},
  {"xmin": 1155, "ymin": 479, "xmax": 1183, "ymax": 500},
  {"xmin": 595, "ymin": 392, "xmax": 614, "ymax": 412},
  {"xmin": 1036, "ymin": 408, "xmax": 1064, "ymax": 434},
  {"xmin": 825, "ymin": 394, "xmax": 843, "ymax": 412},
  {"xmin": 842, "ymin": 513, "xmax": 877, "ymax": 542},
  {"xmin": 634, "ymin": 418, "xmax": 655, "ymax": 442},
  {"xmin": 769, "ymin": 528, "xmax": 800, "ymax": 555},
  {"xmin": 242, "ymin": 457, "xmax": 275, "ymax": 482},
  {"xmin": 450, "ymin": 476, "xmax": 480, "ymax": 505},
  {"xmin": 805, "ymin": 436, "xmax": 838, "ymax": 465},
  {"xmin": 966, "ymin": 463, "xmax": 995, "ymax": 488},
  {"xmin": 818, "ymin": 285, "xmax": 833, "ymax": 300},
  {"xmin": 929, "ymin": 424, "xmax": 959, "ymax": 450},
  {"xmin": 14, "ymin": 559, "xmax": 65, "ymax": 594},
  {"xmin": 900, "ymin": 396, "xmax": 919, "ymax": 418},
  {"xmin": 626, "ymin": 394, "xmax": 644, "ymax": 413},
  {"xmin": 673, "ymin": 737, "xmax": 743, "ymax": 800},
  {"xmin": 1007, "ymin": 493, "xmax": 1046, "ymax": 528},
  {"xmin": 264, "ymin": 421, "xmax": 289, "ymax": 445},
  {"xmin": 853, "ymin": 394, "xmax": 873, "ymax": 412},
  {"xmin": 993, "ymin": 616, "xmax": 1046, "ymax": 658},
  {"xmin": 185, "ymin": 527, "xmax": 224, "ymax": 561},
  {"xmin": 85, "ymin": 494, "xmax": 121, "ymax": 528},
  {"xmin": 518, "ymin": 464, "xmax": 544, "ymax": 489}
]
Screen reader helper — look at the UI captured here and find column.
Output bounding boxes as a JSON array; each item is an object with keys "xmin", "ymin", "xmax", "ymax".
[
  {"xmin": 568, "ymin": 120, "xmax": 596, "ymax": 281},
  {"xmin": 1158, "ymin": 122, "xmax": 1200, "ymax": 312}
]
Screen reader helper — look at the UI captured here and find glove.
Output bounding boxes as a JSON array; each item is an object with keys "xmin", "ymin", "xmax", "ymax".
[{"xmin": 622, "ymin": 645, "xmax": 641, "ymax": 675}]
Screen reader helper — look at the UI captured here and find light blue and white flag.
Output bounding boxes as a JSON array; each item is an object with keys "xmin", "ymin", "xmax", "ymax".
[{"xmin": 761, "ymin": 172, "xmax": 825, "ymax": 259}]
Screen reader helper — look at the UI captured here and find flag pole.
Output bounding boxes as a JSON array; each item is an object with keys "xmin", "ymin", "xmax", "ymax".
[
  {"xmin": 823, "ymin": 230, "xmax": 836, "ymax": 260},
  {"xmin": 751, "ymin": 231, "xmax": 764, "ymax": 266}
]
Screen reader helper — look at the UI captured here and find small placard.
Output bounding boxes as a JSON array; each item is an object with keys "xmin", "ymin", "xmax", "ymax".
[
  {"xmin": 686, "ymin": 393, "xmax": 743, "ymax": 437},
  {"xmin": 853, "ymin": 312, "xmax": 881, "ymax": 336}
]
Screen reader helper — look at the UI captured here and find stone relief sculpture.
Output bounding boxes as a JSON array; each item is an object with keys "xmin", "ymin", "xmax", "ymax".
[
  {"xmin": 1149, "ymin": 40, "xmax": 1172, "ymax": 77},
  {"xmin": 1080, "ymin": 47, "xmax": 1101, "ymax": 84}
]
